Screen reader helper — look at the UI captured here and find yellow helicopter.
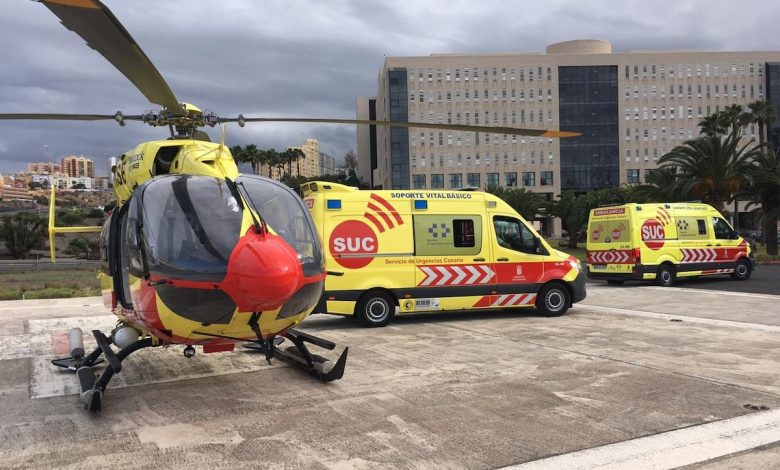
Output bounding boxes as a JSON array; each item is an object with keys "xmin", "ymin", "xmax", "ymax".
[{"xmin": 0, "ymin": 0, "xmax": 579, "ymax": 411}]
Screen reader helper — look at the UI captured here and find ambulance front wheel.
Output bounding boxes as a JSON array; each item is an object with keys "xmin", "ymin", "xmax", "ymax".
[
  {"xmin": 356, "ymin": 291, "xmax": 396, "ymax": 327},
  {"xmin": 730, "ymin": 259, "xmax": 752, "ymax": 280},
  {"xmin": 536, "ymin": 283, "xmax": 570, "ymax": 317},
  {"xmin": 656, "ymin": 264, "xmax": 676, "ymax": 287}
]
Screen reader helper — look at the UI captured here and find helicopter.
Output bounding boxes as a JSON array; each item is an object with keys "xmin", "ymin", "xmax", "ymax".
[{"xmin": 0, "ymin": 0, "xmax": 580, "ymax": 412}]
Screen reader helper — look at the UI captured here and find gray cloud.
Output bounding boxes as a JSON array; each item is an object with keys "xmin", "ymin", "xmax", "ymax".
[{"xmin": 2, "ymin": 0, "xmax": 780, "ymax": 174}]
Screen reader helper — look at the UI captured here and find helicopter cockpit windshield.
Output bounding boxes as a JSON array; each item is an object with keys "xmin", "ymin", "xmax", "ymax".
[
  {"xmin": 235, "ymin": 175, "xmax": 324, "ymax": 278},
  {"xmin": 138, "ymin": 175, "xmax": 243, "ymax": 282},
  {"xmin": 131, "ymin": 174, "xmax": 323, "ymax": 283}
]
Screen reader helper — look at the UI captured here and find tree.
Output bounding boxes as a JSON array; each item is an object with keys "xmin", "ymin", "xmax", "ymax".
[
  {"xmin": 56, "ymin": 209, "xmax": 85, "ymax": 226},
  {"xmin": 262, "ymin": 149, "xmax": 281, "ymax": 178},
  {"xmin": 486, "ymin": 186, "xmax": 546, "ymax": 221},
  {"xmin": 0, "ymin": 212, "xmax": 47, "ymax": 259},
  {"xmin": 546, "ymin": 191, "xmax": 592, "ymax": 248},
  {"xmin": 281, "ymin": 148, "xmax": 305, "ymax": 177},
  {"xmin": 657, "ymin": 131, "xmax": 762, "ymax": 214},
  {"xmin": 65, "ymin": 236, "xmax": 100, "ymax": 260},
  {"xmin": 699, "ymin": 113, "xmax": 726, "ymax": 137},
  {"xmin": 344, "ymin": 149, "xmax": 358, "ymax": 170},
  {"xmin": 745, "ymin": 151, "xmax": 780, "ymax": 255},
  {"xmin": 747, "ymin": 100, "xmax": 776, "ymax": 148}
]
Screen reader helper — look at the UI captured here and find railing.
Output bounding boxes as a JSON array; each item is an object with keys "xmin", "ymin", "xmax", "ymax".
[{"xmin": 0, "ymin": 258, "xmax": 100, "ymax": 272}]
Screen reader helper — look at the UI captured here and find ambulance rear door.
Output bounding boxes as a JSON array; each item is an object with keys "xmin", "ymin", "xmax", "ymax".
[{"xmin": 586, "ymin": 207, "xmax": 634, "ymax": 275}]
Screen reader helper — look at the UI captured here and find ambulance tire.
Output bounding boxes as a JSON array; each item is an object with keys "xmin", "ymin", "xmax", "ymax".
[
  {"xmin": 536, "ymin": 283, "xmax": 570, "ymax": 317},
  {"xmin": 730, "ymin": 259, "xmax": 752, "ymax": 281},
  {"xmin": 356, "ymin": 291, "xmax": 396, "ymax": 327},
  {"xmin": 656, "ymin": 264, "xmax": 676, "ymax": 287}
]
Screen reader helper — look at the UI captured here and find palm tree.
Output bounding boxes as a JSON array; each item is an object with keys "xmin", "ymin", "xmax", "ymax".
[
  {"xmin": 747, "ymin": 100, "xmax": 776, "ymax": 148},
  {"xmin": 546, "ymin": 191, "xmax": 591, "ymax": 248},
  {"xmin": 632, "ymin": 167, "xmax": 691, "ymax": 203},
  {"xmin": 658, "ymin": 130, "xmax": 762, "ymax": 214},
  {"xmin": 486, "ymin": 186, "xmax": 546, "ymax": 220},
  {"xmin": 745, "ymin": 151, "xmax": 780, "ymax": 255},
  {"xmin": 263, "ymin": 149, "xmax": 280, "ymax": 178},
  {"xmin": 719, "ymin": 104, "xmax": 749, "ymax": 135},
  {"xmin": 230, "ymin": 144, "xmax": 245, "ymax": 168},
  {"xmin": 699, "ymin": 113, "xmax": 726, "ymax": 137},
  {"xmin": 243, "ymin": 144, "xmax": 262, "ymax": 174}
]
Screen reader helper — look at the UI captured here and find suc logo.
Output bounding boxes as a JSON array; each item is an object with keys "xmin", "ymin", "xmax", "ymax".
[
  {"xmin": 641, "ymin": 219, "xmax": 665, "ymax": 250},
  {"xmin": 328, "ymin": 220, "xmax": 378, "ymax": 269}
]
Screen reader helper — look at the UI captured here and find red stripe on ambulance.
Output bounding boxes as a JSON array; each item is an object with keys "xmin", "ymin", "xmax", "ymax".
[{"xmin": 418, "ymin": 264, "xmax": 495, "ymax": 286}]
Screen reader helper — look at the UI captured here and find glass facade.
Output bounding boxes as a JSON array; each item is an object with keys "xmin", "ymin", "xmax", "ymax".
[
  {"xmin": 766, "ymin": 63, "xmax": 780, "ymax": 156},
  {"xmin": 389, "ymin": 69, "xmax": 410, "ymax": 189},
  {"xmin": 558, "ymin": 65, "xmax": 619, "ymax": 192}
]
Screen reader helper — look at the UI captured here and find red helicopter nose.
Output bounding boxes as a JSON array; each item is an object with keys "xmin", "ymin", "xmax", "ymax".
[{"xmin": 222, "ymin": 228, "xmax": 304, "ymax": 312}]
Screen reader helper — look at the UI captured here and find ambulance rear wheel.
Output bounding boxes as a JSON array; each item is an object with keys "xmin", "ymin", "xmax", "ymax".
[
  {"xmin": 536, "ymin": 283, "xmax": 570, "ymax": 317},
  {"xmin": 656, "ymin": 264, "xmax": 676, "ymax": 287},
  {"xmin": 730, "ymin": 259, "xmax": 752, "ymax": 280},
  {"xmin": 356, "ymin": 291, "xmax": 395, "ymax": 327}
]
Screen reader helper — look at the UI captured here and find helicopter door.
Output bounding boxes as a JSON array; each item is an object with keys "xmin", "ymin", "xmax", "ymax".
[{"xmin": 107, "ymin": 204, "xmax": 132, "ymax": 309}]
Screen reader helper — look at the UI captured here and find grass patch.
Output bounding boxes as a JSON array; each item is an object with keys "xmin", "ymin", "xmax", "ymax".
[{"xmin": 0, "ymin": 268, "xmax": 101, "ymax": 300}]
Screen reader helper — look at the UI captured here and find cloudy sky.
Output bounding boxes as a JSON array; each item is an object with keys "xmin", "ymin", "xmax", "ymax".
[{"xmin": 1, "ymin": 0, "xmax": 779, "ymax": 175}]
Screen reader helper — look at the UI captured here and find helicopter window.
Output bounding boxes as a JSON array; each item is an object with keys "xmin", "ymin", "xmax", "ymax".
[
  {"xmin": 236, "ymin": 175, "xmax": 324, "ymax": 277},
  {"xmin": 139, "ymin": 175, "xmax": 242, "ymax": 282}
]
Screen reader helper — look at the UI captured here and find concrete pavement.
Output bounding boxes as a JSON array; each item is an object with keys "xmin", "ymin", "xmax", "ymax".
[{"xmin": 0, "ymin": 284, "xmax": 778, "ymax": 469}]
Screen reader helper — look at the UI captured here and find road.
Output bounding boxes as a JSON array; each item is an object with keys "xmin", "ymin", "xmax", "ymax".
[
  {"xmin": 0, "ymin": 283, "xmax": 778, "ymax": 469},
  {"xmin": 586, "ymin": 263, "xmax": 780, "ymax": 296}
]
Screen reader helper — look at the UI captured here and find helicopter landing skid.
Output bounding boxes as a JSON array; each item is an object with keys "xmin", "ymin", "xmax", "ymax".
[
  {"xmin": 51, "ymin": 329, "xmax": 155, "ymax": 412},
  {"xmin": 244, "ymin": 329, "xmax": 348, "ymax": 382}
]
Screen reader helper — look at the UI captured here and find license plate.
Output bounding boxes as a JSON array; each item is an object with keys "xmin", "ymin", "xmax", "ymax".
[{"xmin": 592, "ymin": 264, "xmax": 607, "ymax": 270}]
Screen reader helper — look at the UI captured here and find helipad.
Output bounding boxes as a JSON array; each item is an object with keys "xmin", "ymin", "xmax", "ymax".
[{"xmin": 0, "ymin": 285, "xmax": 778, "ymax": 469}]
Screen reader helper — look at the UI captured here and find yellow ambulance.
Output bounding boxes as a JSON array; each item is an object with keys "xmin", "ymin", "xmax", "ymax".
[
  {"xmin": 301, "ymin": 182, "xmax": 586, "ymax": 326},
  {"xmin": 586, "ymin": 203, "xmax": 753, "ymax": 286}
]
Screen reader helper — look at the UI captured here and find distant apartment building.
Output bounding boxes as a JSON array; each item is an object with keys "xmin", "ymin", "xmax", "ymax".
[
  {"xmin": 27, "ymin": 162, "xmax": 60, "ymax": 174},
  {"xmin": 359, "ymin": 40, "xmax": 780, "ymax": 194},
  {"xmin": 258, "ymin": 138, "xmax": 320, "ymax": 181},
  {"xmin": 93, "ymin": 176, "xmax": 111, "ymax": 191},
  {"xmin": 319, "ymin": 152, "xmax": 337, "ymax": 176},
  {"xmin": 60, "ymin": 155, "xmax": 95, "ymax": 178}
]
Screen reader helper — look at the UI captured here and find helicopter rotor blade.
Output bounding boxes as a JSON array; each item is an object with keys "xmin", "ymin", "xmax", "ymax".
[
  {"xmin": 0, "ymin": 113, "xmax": 140, "ymax": 122},
  {"xmin": 38, "ymin": 0, "xmax": 183, "ymax": 115},
  {"xmin": 221, "ymin": 116, "xmax": 581, "ymax": 138}
]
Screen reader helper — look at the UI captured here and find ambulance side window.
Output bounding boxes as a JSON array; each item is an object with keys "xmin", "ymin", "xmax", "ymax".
[
  {"xmin": 697, "ymin": 219, "xmax": 707, "ymax": 235},
  {"xmin": 453, "ymin": 219, "xmax": 475, "ymax": 247},
  {"xmin": 712, "ymin": 217, "xmax": 737, "ymax": 240},
  {"xmin": 493, "ymin": 216, "xmax": 538, "ymax": 254}
]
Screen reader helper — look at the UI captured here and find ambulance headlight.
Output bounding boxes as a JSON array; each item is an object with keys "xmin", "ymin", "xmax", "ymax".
[{"xmin": 567, "ymin": 259, "xmax": 581, "ymax": 271}]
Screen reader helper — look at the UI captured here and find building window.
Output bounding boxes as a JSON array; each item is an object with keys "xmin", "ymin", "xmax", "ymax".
[
  {"xmin": 540, "ymin": 171, "xmax": 553, "ymax": 186},
  {"xmin": 504, "ymin": 172, "xmax": 517, "ymax": 187},
  {"xmin": 486, "ymin": 172, "xmax": 499, "ymax": 187},
  {"xmin": 431, "ymin": 174, "xmax": 444, "ymax": 189},
  {"xmin": 466, "ymin": 173, "xmax": 480, "ymax": 188},
  {"xmin": 449, "ymin": 173, "xmax": 462, "ymax": 189},
  {"xmin": 412, "ymin": 174, "xmax": 426, "ymax": 189},
  {"xmin": 522, "ymin": 172, "xmax": 536, "ymax": 186},
  {"xmin": 627, "ymin": 169, "xmax": 640, "ymax": 184}
]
